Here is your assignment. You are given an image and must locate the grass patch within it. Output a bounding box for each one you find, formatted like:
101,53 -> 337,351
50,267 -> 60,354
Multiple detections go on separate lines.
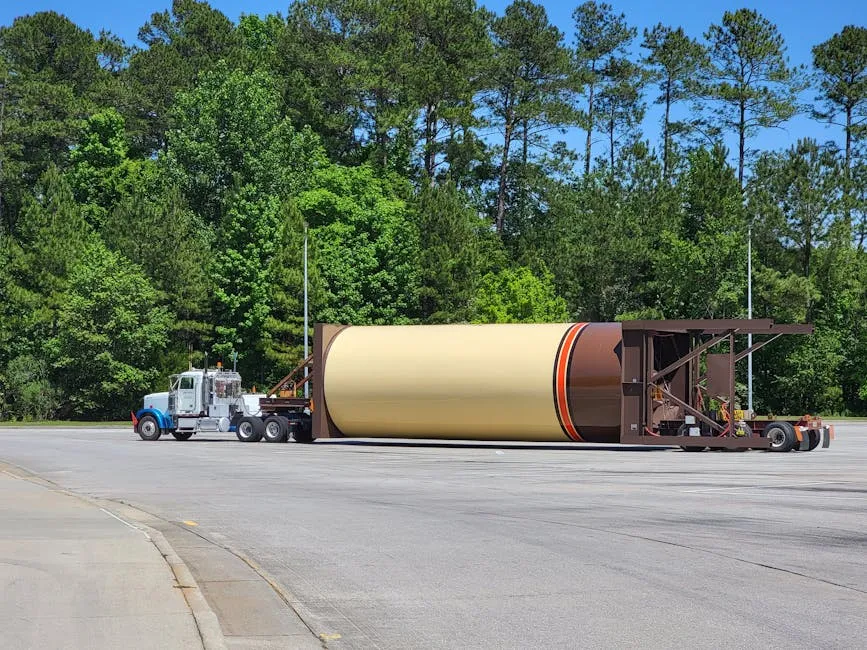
0,420 -> 129,428
750,415 -> 867,422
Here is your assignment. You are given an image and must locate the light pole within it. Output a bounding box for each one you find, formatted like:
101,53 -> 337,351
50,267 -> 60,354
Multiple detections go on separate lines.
303,221 -> 309,399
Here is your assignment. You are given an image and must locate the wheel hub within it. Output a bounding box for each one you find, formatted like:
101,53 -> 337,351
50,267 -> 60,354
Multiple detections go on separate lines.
768,429 -> 785,447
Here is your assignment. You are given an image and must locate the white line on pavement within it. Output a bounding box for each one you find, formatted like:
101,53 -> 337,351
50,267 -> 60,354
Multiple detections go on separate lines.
100,507 -> 151,539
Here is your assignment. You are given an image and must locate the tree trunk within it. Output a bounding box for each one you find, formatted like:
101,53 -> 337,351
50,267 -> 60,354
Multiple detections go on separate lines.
845,104 -> 853,173
424,102 -> 436,178
844,104 -> 853,236
738,100 -> 746,189
375,91 -> 388,169
496,118 -> 513,234
608,110 -> 615,171
522,117 -> 529,167
805,225 -> 812,278
663,76 -> 672,181
584,81 -> 595,176
0,69 -> 6,226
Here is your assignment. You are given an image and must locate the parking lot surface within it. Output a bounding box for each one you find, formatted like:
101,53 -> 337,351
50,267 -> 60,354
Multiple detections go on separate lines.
1,424 -> 865,649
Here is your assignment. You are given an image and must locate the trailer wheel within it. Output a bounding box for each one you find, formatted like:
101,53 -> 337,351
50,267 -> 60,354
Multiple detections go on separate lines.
765,422 -> 795,452
172,431 -> 193,441
795,429 -> 821,451
236,416 -> 263,442
263,416 -> 289,443
137,415 -> 161,441
293,421 -> 313,444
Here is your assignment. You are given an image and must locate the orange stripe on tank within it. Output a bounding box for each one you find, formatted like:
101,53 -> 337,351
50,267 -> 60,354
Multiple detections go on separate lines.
554,323 -> 587,442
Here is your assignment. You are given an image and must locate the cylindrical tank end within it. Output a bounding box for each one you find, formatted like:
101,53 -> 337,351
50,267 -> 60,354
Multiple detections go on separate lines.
563,322 -> 622,444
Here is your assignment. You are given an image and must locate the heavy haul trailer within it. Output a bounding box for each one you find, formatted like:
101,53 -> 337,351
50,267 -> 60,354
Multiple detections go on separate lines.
249,319 -> 833,452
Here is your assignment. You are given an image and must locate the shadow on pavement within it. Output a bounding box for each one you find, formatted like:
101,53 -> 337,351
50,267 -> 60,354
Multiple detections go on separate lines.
313,439 -> 670,452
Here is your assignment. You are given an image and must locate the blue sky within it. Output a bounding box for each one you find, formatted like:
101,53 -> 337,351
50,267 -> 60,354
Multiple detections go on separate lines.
3,0 -> 866,160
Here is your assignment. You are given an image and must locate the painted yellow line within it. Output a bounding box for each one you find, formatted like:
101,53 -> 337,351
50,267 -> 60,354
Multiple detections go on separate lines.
319,633 -> 342,641
182,520 -> 198,527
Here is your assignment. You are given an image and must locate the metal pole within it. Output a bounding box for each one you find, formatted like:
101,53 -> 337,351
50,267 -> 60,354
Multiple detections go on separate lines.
303,222 -> 309,399
747,226 -> 753,414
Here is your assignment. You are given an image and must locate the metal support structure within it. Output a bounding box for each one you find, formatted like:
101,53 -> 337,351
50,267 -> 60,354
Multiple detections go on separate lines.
650,332 -> 732,382
658,387 -> 725,433
748,228 -> 753,413
728,331 -> 735,432
697,334 -> 782,384
303,222 -> 309,399
266,355 -> 312,398
619,320 -> 812,449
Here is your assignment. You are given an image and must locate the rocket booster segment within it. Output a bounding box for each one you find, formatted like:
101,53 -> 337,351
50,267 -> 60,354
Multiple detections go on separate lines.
322,323 -> 622,443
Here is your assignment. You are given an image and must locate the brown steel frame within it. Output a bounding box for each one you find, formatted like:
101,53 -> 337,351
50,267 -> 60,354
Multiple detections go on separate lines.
619,320 -> 812,449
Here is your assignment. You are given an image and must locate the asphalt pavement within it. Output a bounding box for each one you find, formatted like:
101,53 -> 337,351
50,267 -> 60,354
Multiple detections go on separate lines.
0,424 -> 865,649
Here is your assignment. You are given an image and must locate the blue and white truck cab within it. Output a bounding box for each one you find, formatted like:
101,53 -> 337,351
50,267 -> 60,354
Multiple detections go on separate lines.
133,367 -> 262,441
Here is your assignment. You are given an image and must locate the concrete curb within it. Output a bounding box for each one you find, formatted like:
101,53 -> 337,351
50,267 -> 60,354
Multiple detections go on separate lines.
147,526 -> 227,650
0,460 -> 227,650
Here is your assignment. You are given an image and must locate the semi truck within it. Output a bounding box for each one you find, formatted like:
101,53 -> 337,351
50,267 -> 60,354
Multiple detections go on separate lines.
133,319 -> 834,452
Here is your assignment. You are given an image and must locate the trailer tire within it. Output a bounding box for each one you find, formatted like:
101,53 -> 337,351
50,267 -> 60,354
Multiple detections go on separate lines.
293,421 -> 313,444
263,416 -> 289,443
137,415 -> 161,441
793,429 -> 821,451
172,431 -> 193,441
765,422 -> 795,452
236,416 -> 263,442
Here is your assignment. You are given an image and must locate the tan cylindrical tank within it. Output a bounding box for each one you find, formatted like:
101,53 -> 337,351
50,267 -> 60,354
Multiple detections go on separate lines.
322,323 -> 622,443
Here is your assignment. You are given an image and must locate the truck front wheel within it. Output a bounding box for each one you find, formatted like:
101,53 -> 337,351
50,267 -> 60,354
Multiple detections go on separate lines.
236,416 -> 263,442
137,415 -> 162,441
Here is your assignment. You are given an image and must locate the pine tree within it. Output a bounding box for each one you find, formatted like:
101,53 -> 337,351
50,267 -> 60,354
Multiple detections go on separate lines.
572,1 -> 635,175
102,180 -> 213,348
485,0 -> 575,232
641,24 -> 707,179
417,180 -> 481,322
263,200 -> 321,379
812,26 -> 867,170
11,166 -> 91,339
702,9 -> 803,187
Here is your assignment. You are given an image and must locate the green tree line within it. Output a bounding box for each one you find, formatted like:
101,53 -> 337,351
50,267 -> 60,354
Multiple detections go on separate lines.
1,0 -> 866,419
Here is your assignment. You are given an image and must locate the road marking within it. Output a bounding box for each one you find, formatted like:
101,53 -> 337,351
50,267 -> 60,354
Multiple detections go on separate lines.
320,633 -> 342,641
682,480 -> 830,493
182,520 -> 199,526
100,508 -> 150,539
